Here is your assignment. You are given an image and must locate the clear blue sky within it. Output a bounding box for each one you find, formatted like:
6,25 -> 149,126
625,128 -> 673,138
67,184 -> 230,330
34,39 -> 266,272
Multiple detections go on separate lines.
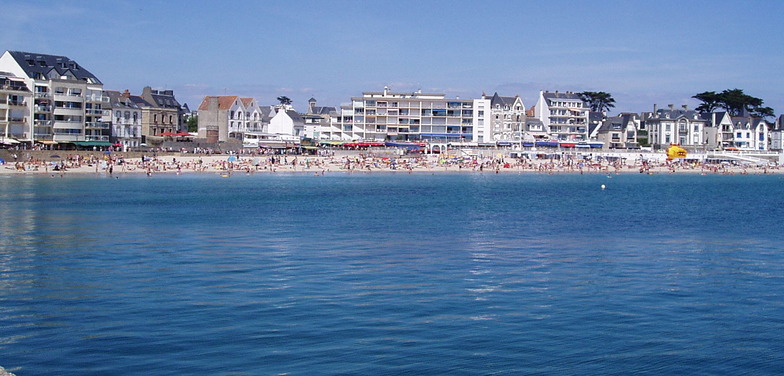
3,0 -> 783,116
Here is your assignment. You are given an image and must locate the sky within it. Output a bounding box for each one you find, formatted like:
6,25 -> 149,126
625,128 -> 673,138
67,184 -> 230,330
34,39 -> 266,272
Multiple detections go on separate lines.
2,0 -> 783,116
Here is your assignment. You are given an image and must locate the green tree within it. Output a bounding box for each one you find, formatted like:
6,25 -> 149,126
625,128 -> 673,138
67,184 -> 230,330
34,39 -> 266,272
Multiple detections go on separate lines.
692,91 -> 721,113
186,115 -> 198,132
578,91 -> 616,113
693,89 -> 775,118
277,96 -> 292,106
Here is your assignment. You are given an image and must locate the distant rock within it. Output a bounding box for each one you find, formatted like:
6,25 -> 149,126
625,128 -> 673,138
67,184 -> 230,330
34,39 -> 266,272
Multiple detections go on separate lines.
0,366 -> 15,376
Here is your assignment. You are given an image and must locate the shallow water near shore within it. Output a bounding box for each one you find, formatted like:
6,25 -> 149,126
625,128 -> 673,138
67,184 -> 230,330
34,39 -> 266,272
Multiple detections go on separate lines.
1,173 -> 783,375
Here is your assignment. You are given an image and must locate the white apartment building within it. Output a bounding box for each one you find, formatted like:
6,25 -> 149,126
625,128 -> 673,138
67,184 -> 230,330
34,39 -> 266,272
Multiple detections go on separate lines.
0,51 -> 108,146
105,90 -> 142,150
0,72 -> 31,145
534,90 -> 590,141
330,87 -> 482,143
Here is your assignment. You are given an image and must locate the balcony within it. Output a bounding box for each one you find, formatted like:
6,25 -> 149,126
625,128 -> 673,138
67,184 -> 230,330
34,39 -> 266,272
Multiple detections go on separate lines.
85,135 -> 110,142
85,94 -> 109,102
53,92 -> 83,100
85,122 -> 110,129
34,92 -> 50,98
53,107 -> 84,116
35,105 -> 52,112
34,134 -> 54,142
34,120 -> 53,126
1,84 -> 29,92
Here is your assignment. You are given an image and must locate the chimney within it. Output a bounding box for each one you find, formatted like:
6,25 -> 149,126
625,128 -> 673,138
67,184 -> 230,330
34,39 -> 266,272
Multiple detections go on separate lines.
682,104 -> 688,111
668,104 -> 674,110
122,89 -> 131,99
653,104 -> 658,113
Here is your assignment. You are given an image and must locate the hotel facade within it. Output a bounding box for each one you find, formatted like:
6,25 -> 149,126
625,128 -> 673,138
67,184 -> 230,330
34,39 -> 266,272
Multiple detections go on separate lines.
0,50 -> 109,146
314,87 -> 485,143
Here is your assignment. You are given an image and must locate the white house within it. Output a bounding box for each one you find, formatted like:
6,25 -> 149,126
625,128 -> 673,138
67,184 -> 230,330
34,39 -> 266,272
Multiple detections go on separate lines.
643,104 -> 707,149
269,107 -> 304,137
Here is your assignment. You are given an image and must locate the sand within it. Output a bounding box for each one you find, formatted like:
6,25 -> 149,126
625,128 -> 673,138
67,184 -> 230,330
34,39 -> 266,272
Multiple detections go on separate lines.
0,153 -> 780,177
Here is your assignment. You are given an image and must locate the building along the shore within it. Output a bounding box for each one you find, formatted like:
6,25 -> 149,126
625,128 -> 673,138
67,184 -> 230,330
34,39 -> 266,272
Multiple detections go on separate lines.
0,50 -> 108,147
534,90 -> 590,141
328,86 -> 485,144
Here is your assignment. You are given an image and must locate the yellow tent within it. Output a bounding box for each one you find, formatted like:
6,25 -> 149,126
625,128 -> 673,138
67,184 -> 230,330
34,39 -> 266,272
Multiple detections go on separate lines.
666,144 -> 687,159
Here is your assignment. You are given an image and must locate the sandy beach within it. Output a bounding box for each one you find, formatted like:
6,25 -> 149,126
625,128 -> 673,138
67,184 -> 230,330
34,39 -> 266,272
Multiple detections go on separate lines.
0,152 -> 780,177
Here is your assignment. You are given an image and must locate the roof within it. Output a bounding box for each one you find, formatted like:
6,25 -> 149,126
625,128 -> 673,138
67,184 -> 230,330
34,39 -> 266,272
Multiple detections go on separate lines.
6,51 -> 102,84
240,97 -> 254,107
142,86 -> 180,109
542,91 -> 583,101
490,92 -> 518,107
286,110 -> 303,122
128,95 -> 152,107
650,108 -> 704,121
197,96 -> 238,111
310,106 -> 337,115
104,90 -> 140,109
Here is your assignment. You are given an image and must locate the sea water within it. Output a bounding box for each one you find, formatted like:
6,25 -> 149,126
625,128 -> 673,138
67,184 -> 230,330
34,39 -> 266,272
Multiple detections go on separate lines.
1,172 -> 783,375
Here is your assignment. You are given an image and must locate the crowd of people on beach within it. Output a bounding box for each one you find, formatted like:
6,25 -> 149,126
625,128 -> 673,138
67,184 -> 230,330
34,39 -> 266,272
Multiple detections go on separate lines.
2,149 -> 779,177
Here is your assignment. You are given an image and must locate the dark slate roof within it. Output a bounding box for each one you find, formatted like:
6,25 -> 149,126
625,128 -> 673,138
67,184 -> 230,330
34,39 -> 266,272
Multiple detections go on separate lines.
620,113 -> 639,127
260,106 -> 272,120
525,118 -> 543,126
731,116 -> 768,129
653,109 -> 703,120
7,51 -> 102,84
589,111 -> 604,123
542,91 -> 582,101
286,110 -> 303,122
128,95 -> 153,108
310,106 -> 337,115
143,87 -> 181,109
105,90 -> 140,109
490,92 -> 517,107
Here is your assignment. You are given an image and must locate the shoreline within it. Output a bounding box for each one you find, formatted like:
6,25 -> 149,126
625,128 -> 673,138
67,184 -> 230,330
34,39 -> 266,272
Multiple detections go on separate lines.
1,154 -> 780,177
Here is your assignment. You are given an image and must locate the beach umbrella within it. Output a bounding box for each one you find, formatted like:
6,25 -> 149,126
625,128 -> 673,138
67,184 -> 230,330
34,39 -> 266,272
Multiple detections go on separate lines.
227,155 -> 237,162
0,158 -> 4,165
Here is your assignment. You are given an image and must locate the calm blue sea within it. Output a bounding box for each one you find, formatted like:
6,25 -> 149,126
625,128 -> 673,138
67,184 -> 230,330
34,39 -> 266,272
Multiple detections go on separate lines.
1,172 -> 783,375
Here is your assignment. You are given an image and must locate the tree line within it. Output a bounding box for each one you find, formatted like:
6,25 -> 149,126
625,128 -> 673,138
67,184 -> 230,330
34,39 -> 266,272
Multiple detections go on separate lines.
578,89 -> 774,119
